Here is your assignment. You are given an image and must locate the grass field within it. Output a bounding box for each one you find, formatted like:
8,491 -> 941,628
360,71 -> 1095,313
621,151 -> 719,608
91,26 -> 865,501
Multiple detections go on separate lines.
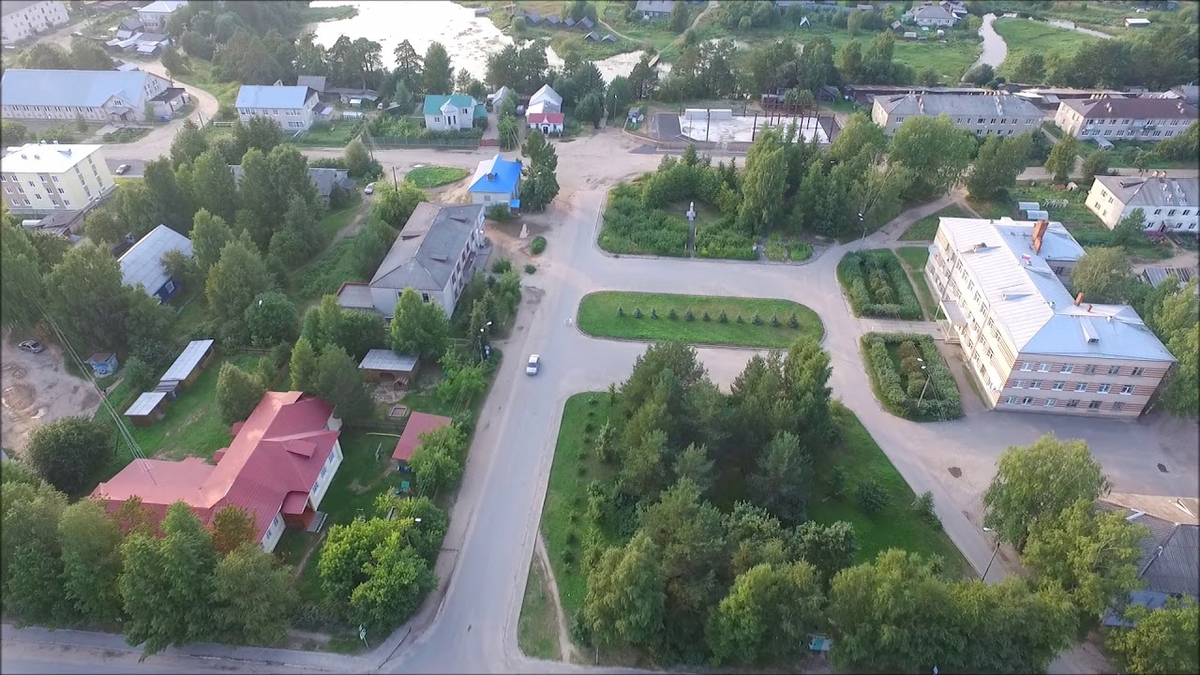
96,352 -> 269,480
900,204 -> 972,242
993,18 -> 1100,80
896,246 -> 937,320
405,166 -> 470,189
315,195 -> 365,242
518,554 -> 562,661
809,403 -> 973,578
174,61 -> 241,108
577,291 -> 823,348
295,123 -> 362,148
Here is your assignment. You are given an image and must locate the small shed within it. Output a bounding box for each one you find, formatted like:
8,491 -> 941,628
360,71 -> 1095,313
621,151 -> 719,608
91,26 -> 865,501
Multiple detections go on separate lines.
1016,201 -> 1040,212
125,391 -> 167,426
1025,209 -> 1050,220
600,33 -> 616,42
392,411 -> 454,468
359,349 -> 420,387
158,339 -> 216,392
1124,17 -> 1150,28
86,353 -> 119,377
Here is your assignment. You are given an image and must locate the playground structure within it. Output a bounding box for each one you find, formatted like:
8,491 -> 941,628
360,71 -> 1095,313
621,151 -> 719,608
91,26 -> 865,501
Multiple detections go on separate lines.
678,108 -> 830,145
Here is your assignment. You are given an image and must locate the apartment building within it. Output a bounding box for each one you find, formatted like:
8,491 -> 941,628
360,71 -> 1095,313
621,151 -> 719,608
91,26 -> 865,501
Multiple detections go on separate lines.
1,0 -> 70,45
926,217 -> 1175,419
0,69 -> 177,122
871,92 -> 1043,136
1,143 -> 115,214
234,85 -> 320,131
135,0 -> 188,32
1053,95 -> 1198,142
1086,173 -> 1198,234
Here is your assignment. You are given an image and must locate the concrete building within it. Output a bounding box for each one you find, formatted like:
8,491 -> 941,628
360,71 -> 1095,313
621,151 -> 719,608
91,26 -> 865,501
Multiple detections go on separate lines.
1,68 -> 175,122
336,203 -> 488,319
1086,174 -> 1198,234
926,217 -> 1175,419
94,391 -> 342,553
1053,95 -> 1198,142
135,0 -> 187,32
1,143 -> 115,214
235,85 -> 320,131
1,0 -> 70,44
871,92 -> 1043,136
422,94 -> 483,132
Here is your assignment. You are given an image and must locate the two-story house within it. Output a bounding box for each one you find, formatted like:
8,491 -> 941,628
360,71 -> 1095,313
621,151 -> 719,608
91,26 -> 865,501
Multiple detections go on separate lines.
422,94 -> 483,132
135,0 -> 188,32
1,69 -> 176,122
1086,174 -> 1198,234
336,203 -> 488,318
1053,95 -> 1199,142
235,85 -> 320,131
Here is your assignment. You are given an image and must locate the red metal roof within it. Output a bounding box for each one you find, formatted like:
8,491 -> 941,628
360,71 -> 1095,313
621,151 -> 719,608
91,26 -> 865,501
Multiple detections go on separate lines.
92,391 -> 339,542
527,112 -> 564,124
392,412 -> 454,462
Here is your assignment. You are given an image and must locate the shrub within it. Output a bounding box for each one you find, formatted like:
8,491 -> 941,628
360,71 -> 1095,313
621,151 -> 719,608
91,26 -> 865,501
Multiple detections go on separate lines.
702,311 -> 711,322
694,216 -> 758,260
598,183 -> 689,256
492,259 -> 512,274
837,250 -> 922,320
856,481 -> 888,514
487,204 -> 513,221
685,309 -> 695,322
524,263 -> 537,274
617,306 -> 625,317
633,307 -> 644,318
788,312 -> 800,329
770,313 -> 781,328
736,314 -> 744,324
530,235 -> 547,254
650,308 -> 659,320
826,465 -> 849,498
859,332 -> 963,421
718,311 -> 728,323
751,313 -> 763,326
668,308 -> 678,320
913,490 -> 940,528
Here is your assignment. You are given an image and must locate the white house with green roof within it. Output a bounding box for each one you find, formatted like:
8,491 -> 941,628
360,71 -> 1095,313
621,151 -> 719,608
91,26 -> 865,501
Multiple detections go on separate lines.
423,94 -> 484,132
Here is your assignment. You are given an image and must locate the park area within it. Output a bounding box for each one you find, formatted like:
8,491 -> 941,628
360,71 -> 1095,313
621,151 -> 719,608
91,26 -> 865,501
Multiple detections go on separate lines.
837,249 -> 923,320
577,291 -> 822,348
859,332 -> 963,422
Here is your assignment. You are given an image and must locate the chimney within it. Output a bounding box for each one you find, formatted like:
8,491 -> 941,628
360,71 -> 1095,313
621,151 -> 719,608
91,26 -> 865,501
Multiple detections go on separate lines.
1087,304 -> 1093,313
1075,292 -> 1084,306
1033,218 -> 1048,254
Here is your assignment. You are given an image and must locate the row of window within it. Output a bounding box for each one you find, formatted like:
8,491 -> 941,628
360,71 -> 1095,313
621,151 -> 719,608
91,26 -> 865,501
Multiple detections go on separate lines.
1083,128 -> 1179,138
1010,380 -> 1139,395
239,108 -> 304,115
1002,397 -> 1133,412
7,197 -> 71,207
1017,361 -> 1148,377
1084,117 -> 1188,126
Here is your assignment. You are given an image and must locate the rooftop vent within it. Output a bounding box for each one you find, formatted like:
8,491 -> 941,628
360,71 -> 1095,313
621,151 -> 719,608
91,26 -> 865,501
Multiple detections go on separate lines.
1075,292 -> 1084,306
1082,321 -> 1099,344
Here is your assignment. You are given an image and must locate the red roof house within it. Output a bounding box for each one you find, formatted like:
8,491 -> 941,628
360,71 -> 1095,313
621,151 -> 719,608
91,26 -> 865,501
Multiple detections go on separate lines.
526,111 -> 564,134
392,412 -> 454,466
92,391 -> 344,553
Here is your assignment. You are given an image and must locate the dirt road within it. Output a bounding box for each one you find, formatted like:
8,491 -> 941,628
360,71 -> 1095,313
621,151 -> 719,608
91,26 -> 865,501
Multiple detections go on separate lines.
0,337 -> 102,453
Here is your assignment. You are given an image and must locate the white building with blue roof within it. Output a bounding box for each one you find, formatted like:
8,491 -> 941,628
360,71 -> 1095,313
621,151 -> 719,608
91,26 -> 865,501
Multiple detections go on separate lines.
235,84 -> 320,131
468,154 -> 523,211
0,68 -> 173,122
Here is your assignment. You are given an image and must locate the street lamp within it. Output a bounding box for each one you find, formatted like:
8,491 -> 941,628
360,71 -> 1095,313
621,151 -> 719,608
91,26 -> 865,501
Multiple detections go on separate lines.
478,321 -> 493,362
981,527 -> 1001,582
916,358 -> 932,407
857,212 -> 867,249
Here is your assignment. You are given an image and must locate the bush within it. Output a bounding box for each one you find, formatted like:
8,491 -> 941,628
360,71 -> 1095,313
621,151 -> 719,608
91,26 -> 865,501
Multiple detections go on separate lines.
859,332 -> 963,421
668,308 -> 678,320
856,481 -> 888,514
837,250 -> 922,320
735,314 -> 744,324
751,313 -> 763,326
685,309 -> 695,322
633,307 -> 643,318
694,216 -> 758,260
650,308 -> 659,320
702,311 -> 711,322
770,313 -> 781,328
788,312 -> 800,329
530,235 -> 547,254
616,306 -> 625,317
913,491 -> 940,528
524,263 -> 537,274
718,310 -> 728,323
826,465 -> 849,498
487,204 -> 513,221
492,258 -> 513,274
597,183 -> 689,256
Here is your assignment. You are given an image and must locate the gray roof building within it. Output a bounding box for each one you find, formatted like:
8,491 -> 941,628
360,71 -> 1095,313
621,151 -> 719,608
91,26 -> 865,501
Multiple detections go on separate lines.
0,68 -> 171,109
229,165 -> 354,202
871,92 -> 1043,136
118,224 -> 193,301
296,75 -> 328,94
1099,495 -> 1199,625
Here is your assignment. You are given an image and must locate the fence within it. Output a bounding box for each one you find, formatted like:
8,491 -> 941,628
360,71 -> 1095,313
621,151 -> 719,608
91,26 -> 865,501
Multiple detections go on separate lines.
371,136 -> 481,149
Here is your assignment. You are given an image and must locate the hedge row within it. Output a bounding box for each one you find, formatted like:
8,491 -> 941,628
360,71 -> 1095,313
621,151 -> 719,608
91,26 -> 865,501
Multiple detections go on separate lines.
694,217 -> 758,261
860,332 -> 963,421
598,183 -> 689,256
837,250 -> 922,320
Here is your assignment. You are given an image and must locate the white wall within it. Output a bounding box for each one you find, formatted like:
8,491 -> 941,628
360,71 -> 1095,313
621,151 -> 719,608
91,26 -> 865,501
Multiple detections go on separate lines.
308,439 -> 343,510
1,1 -> 70,44
259,511 -> 285,553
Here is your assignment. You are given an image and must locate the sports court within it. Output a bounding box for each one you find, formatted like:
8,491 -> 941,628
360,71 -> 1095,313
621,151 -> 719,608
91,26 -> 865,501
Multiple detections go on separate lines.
677,109 -> 829,145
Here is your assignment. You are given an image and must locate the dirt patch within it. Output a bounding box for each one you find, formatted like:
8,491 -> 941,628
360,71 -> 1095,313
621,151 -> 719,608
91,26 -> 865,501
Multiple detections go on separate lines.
1,336 -> 102,454
948,466 -> 963,478
523,286 -> 546,306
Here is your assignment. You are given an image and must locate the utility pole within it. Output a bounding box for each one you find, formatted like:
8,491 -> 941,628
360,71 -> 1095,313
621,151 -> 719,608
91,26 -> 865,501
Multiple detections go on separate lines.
392,165 -> 399,188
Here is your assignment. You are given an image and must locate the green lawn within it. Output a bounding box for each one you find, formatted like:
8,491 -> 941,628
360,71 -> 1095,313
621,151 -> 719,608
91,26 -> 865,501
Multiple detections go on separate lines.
577,292 -> 823,348
174,61 -> 241,108
896,246 -> 938,320
96,353 -> 269,480
900,204 -> 972,242
518,554 -> 562,661
404,166 -> 471,189
764,232 -> 814,262
993,18 -> 1101,80
316,195 -> 364,242
809,403 -> 973,579
295,122 -> 362,148
1076,140 -> 1196,170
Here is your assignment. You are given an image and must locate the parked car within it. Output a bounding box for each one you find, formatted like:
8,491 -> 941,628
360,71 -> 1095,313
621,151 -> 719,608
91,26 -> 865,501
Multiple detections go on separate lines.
115,164 -> 131,175
18,339 -> 44,354
526,354 -> 540,375
364,182 -> 375,195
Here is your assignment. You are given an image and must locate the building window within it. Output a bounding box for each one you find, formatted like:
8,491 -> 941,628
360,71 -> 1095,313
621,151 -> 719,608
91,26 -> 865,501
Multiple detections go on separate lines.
1075,382 -> 1088,392
1060,364 -> 1074,373
1112,402 -> 1125,411
1004,396 -> 1015,405
1085,365 -> 1098,375
1036,363 -> 1049,372
1020,362 -> 1032,371
63,199 -> 70,206
1020,397 -> 1033,406
1088,401 -> 1102,410
1012,380 -> 1024,388
1030,381 -> 1042,389
1120,385 -> 1134,395
1044,398 -> 1057,407
1130,367 -> 1145,376
51,176 -> 59,183
1098,384 -> 1111,394
1053,381 -> 1065,391
1108,365 -> 1121,375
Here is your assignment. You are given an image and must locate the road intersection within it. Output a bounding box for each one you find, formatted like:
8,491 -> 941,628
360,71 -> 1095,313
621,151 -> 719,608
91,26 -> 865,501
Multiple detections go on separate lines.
6,131 -> 1196,675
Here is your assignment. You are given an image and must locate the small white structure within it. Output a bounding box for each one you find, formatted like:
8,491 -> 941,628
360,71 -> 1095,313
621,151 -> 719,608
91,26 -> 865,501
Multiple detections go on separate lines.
1124,17 -> 1151,28
528,84 -> 563,115
422,94 -> 481,131
136,0 -> 188,32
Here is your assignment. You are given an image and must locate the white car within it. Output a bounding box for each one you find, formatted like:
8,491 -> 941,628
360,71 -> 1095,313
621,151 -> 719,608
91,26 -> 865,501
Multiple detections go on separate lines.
364,182 -> 375,195
526,354 -> 540,375
115,163 -> 131,175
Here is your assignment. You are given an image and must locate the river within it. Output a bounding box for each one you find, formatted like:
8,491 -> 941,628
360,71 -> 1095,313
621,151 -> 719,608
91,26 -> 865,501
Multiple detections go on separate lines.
308,0 -> 658,84
970,12 -> 1114,74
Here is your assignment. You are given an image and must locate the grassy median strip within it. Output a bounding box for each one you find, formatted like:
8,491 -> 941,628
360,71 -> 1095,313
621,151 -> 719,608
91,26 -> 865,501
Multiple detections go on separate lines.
577,292 -> 823,348
518,553 -> 562,661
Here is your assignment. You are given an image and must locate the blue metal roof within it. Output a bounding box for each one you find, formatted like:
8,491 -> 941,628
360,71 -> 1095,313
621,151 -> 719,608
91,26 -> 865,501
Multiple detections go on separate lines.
468,154 -> 522,196
235,85 -> 312,109
1,69 -> 159,108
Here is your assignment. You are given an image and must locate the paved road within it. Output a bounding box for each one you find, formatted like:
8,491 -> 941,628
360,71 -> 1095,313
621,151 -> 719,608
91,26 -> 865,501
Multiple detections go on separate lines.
6,132 -> 1196,675
97,61 -> 221,163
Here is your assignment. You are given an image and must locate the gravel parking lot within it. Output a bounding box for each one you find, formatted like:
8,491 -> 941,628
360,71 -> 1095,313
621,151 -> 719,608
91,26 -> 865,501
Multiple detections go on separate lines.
1,335 -> 103,454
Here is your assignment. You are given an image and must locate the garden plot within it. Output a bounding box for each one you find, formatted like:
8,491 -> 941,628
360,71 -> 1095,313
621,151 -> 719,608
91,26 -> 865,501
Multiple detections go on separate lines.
860,332 -> 963,422
837,250 -> 923,320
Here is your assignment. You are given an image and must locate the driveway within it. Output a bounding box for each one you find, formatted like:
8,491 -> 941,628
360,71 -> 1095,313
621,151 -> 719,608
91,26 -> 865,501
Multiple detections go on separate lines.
99,60 -> 221,163
4,131 -> 1195,675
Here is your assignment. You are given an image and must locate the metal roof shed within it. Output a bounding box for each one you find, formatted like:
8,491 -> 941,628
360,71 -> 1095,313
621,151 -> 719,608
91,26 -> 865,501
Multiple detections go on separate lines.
359,349 -> 420,386
159,339 -> 216,390
125,391 -> 168,426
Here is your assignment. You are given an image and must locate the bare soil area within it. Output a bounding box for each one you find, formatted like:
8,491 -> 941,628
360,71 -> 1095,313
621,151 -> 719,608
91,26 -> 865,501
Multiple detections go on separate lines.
1,336 -> 102,453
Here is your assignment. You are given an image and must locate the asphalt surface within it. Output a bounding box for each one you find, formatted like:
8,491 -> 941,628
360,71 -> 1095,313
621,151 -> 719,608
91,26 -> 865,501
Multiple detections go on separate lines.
5,130 -> 1197,675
